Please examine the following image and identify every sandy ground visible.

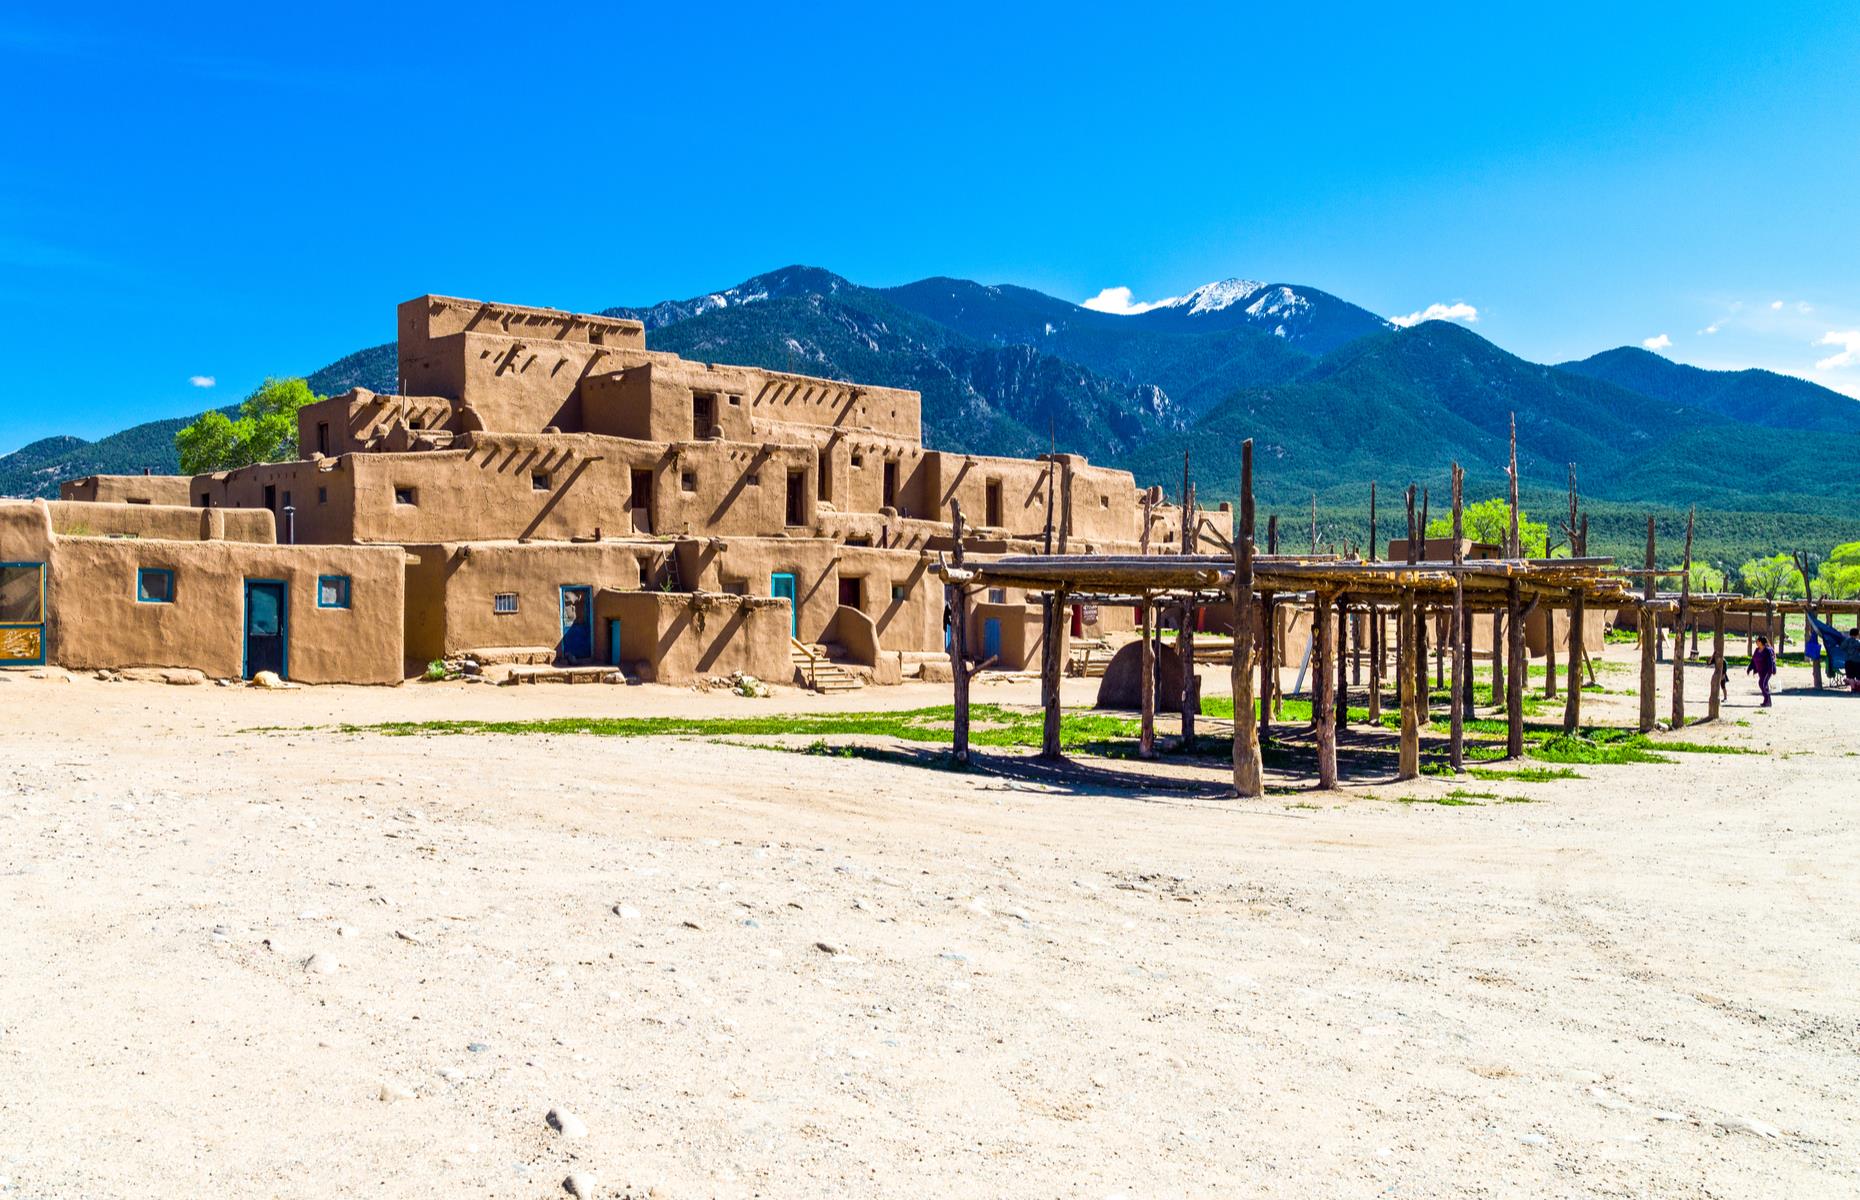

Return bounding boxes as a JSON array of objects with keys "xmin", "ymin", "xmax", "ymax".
[{"xmin": 1, "ymin": 652, "xmax": 1856, "ymax": 1199}]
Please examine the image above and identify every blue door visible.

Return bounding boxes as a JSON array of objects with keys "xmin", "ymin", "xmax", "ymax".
[
  {"xmin": 606, "ymin": 618, "xmax": 623, "ymax": 666},
  {"xmin": 771, "ymin": 572, "xmax": 798, "ymax": 637},
  {"xmin": 559, "ymin": 586, "xmax": 593, "ymax": 660},
  {"xmin": 0, "ymin": 562, "xmax": 47, "ymax": 666},
  {"xmin": 243, "ymin": 579, "xmax": 288, "ymax": 679},
  {"xmin": 983, "ymin": 617, "xmax": 1002, "ymax": 662}
]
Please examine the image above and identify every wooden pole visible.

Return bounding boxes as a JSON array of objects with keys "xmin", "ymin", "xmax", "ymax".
[
  {"xmin": 1795, "ymin": 551, "xmax": 1823, "ymax": 690},
  {"xmin": 1506, "ymin": 581, "xmax": 1526, "ymax": 758},
  {"xmin": 1709, "ymin": 607, "xmax": 1726, "ymax": 721},
  {"xmin": 1396, "ymin": 587, "xmax": 1420, "ymax": 780},
  {"xmin": 1259, "ymin": 591, "xmax": 1276, "ymax": 742},
  {"xmin": 1232, "ymin": 439, "xmax": 1262, "ymax": 797},
  {"xmin": 1139, "ymin": 594, "xmax": 1156, "ymax": 759},
  {"xmin": 1491, "ymin": 609, "xmax": 1505, "ymax": 705},
  {"xmin": 1309, "ymin": 493, "xmax": 1318, "ymax": 555},
  {"xmin": 1040, "ymin": 587, "xmax": 1064, "ymax": 759},
  {"xmin": 1335, "ymin": 598, "xmax": 1350, "ymax": 729},
  {"xmin": 1179, "ymin": 464, "xmax": 1197, "ymax": 744},
  {"xmin": 1314, "ymin": 589, "xmax": 1337, "ymax": 789},
  {"xmin": 949, "ymin": 501, "xmax": 972, "ymax": 764},
  {"xmin": 1639, "ymin": 516, "xmax": 1657, "ymax": 733},
  {"xmin": 1449, "ymin": 463, "xmax": 1466, "ymax": 771},
  {"xmin": 1367, "ymin": 482, "xmax": 1382, "ymax": 723},
  {"xmin": 1672, "ymin": 507, "xmax": 1693, "ymax": 729},
  {"xmin": 1563, "ymin": 590, "xmax": 1584, "ymax": 734},
  {"xmin": 1411, "ymin": 488, "xmax": 1429, "ymax": 723},
  {"xmin": 1507, "ymin": 411, "xmax": 1521, "ymax": 557}
]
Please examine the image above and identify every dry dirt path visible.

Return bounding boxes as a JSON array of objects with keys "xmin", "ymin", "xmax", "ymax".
[{"xmin": 1, "ymin": 657, "xmax": 1855, "ymax": 1198}]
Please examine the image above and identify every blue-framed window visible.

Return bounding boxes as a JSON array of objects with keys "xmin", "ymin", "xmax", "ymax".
[
  {"xmin": 136, "ymin": 567, "xmax": 175, "ymax": 604},
  {"xmin": 316, "ymin": 574, "xmax": 351, "ymax": 609}
]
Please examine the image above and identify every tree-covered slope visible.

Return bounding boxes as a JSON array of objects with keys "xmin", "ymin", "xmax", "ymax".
[{"xmin": 1556, "ymin": 346, "xmax": 1859, "ymax": 433}]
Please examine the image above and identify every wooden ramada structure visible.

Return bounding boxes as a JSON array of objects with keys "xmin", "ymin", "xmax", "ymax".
[{"xmin": 935, "ymin": 437, "xmax": 1859, "ymax": 795}]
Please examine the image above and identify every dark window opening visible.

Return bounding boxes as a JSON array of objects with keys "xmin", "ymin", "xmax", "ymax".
[
  {"xmin": 136, "ymin": 567, "xmax": 175, "ymax": 604},
  {"xmin": 693, "ymin": 392, "xmax": 715, "ymax": 438},
  {"xmin": 786, "ymin": 470, "xmax": 807, "ymax": 525},
  {"xmin": 988, "ymin": 588, "xmax": 1007, "ymax": 604},
  {"xmin": 532, "ymin": 471, "xmax": 551, "ymax": 491},
  {"xmin": 882, "ymin": 460, "xmax": 898, "ymax": 508},
  {"xmin": 851, "ymin": 453, "xmax": 864, "ymax": 468},
  {"xmin": 846, "ymin": 535, "xmax": 871, "ymax": 547},
  {"xmin": 680, "ymin": 471, "xmax": 697, "ymax": 492},
  {"xmin": 395, "ymin": 486, "xmax": 417, "ymax": 506},
  {"xmin": 890, "ymin": 584, "xmax": 907, "ymax": 602},
  {"xmin": 316, "ymin": 422, "xmax": 330, "ymax": 455},
  {"xmin": 985, "ymin": 479, "xmax": 1002, "ymax": 527},
  {"xmin": 263, "ymin": 485, "xmax": 277, "ymax": 511},
  {"xmin": 317, "ymin": 487, "xmax": 328, "ymax": 504},
  {"xmin": 127, "ymin": 498, "xmax": 150, "ymax": 505},
  {"xmin": 317, "ymin": 575, "xmax": 351, "ymax": 609},
  {"xmin": 198, "ymin": 493, "xmax": 210, "ymax": 507},
  {"xmin": 838, "ymin": 576, "xmax": 863, "ymax": 609},
  {"xmin": 630, "ymin": 469, "xmax": 652, "ymax": 507}
]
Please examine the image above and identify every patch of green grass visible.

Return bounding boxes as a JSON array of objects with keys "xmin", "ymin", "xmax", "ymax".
[
  {"xmin": 1528, "ymin": 732, "xmax": 1671, "ymax": 765},
  {"xmin": 1467, "ymin": 765, "xmax": 1583, "ymax": 782}
]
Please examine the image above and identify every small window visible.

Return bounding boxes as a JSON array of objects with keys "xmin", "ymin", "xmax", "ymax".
[
  {"xmin": 728, "ymin": 394, "xmax": 741, "ymax": 406},
  {"xmin": 198, "ymin": 493, "xmax": 210, "ymax": 507},
  {"xmin": 988, "ymin": 588, "xmax": 1007, "ymax": 604},
  {"xmin": 745, "ymin": 472, "xmax": 760, "ymax": 486},
  {"xmin": 891, "ymin": 584, "xmax": 907, "ymax": 602},
  {"xmin": 493, "ymin": 592, "xmax": 519, "ymax": 614},
  {"xmin": 395, "ymin": 486, "xmax": 417, "ymax": 506},
  {"xmin": 851, "ymin": 453, "xmax": 864, "ymax": 468},
  {"xmin": 722, "ymin": 578, "xmax": 748, "ymax": 595},
  {"xmin": 317, "ymin": 487, "xmax": 328, "ymax": 504},
  {"xmin": 127, "ymin": 498, "xmax": 151, "ymax": 505},
  {"xmin": 136, "ymin": 568, "xmax": 175, "ymax": 604},
  {"xmin": 316, "ymin": 422, "xmax": 330, "ymax": 455},
  {"xmin": 532, "ymin": 471, "xmax": 551, "ymax": 491},
  {"xmin": 1100, "ymin": 495, "xmax": 1110, "ymax": 508},
  {"xmin": 681, "ymin": 471, "xmax": 697, "ymax": 492},
  {"xmin": 317, "ymin": 575, "xmax": 351, "ymax": 609}
]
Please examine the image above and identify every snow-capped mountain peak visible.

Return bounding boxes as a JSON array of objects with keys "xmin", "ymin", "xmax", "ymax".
[{"xmin": 1162, "ymin": 279, "xmax": 1269, "ymax": 315}]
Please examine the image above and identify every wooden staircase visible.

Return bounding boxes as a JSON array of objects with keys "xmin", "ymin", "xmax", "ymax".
[
  {"xmin": 1070, "ymin": 638, "xmax": 1114, "ymax": 678},
  {"xmin": 791, "ymin": 638, "xmax": 863, "ymax": 693}
]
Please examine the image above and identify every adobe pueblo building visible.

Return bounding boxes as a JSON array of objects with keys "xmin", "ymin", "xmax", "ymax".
[{"xmin": 8, "ymin": 295, "xmax": 1221, "ymax": 685}]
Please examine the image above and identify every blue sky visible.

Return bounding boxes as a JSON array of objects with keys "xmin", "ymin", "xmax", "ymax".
[{"xmin": 3, "ymin": 1, "xmax": 1856, "ymax": 452}]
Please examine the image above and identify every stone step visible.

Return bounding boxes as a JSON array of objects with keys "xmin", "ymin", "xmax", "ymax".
[
  {"xmin": 500, "ymin": 665, "xmax": 625, "ymax": 686},
  {"xmin": 463, "ymin": 645, "xmax": 559, "ymax": 666}
]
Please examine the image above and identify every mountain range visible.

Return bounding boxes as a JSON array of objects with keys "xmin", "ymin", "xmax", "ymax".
[{"xmin": 5, "ymin": 266, "xmax": 1856, "ymax": 563}]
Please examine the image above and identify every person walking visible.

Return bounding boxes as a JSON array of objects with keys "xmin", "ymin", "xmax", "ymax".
[{"xmin": 1747, "ymin": 634, "xmax": 1777, "ymax": 707}]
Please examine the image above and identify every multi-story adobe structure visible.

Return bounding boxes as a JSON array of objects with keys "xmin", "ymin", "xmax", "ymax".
[{"xmin": 12, "ymin": 295, "xmax": 1228, "ymax": 685}]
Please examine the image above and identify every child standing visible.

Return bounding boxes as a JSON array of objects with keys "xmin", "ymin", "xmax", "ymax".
[{"xmin": 1747, "ymin": 634, "xmax": 1777, "ymax": 707}]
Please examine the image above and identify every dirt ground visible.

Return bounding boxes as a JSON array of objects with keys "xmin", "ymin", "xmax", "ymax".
[{"xmin": 1, "ymin": 650, "xmax": 1856, "ymax": 1198}]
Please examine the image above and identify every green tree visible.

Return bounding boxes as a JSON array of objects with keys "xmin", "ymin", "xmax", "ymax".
[
  {"xmin": 1738, "ymin": 553, "xmax": 1802, "ymax": 600},
  {"xmin": 175, "ymin": 377, "xmax": 321, "ymax": 474},
  {"xmin": 1424, "ymin": 498, "xmax": 1548, "ymax": 557},
  {"xmin": 1814, "ymin": 541, "xmax": 1860, "ymax": 600},
  {"xmin": 1673, "ymin": 561, "xmax": 1726, "ymax": 593}
]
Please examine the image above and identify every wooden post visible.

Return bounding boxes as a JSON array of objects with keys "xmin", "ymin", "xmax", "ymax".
[
  {"xmin": 1314, "ymin": 589, "xmax": 1338, "ymax": 789},
  {"xmin": 1335, "ymin": 599, "xmax": 1350, "ymax": 729},
  {"xmin": 1506, "ymin": 581, "xmax": 1526, "ymax": 758},
  {"xmin": 948, "ymin": 501, "xmax": 972, "ymax": 763},
  {"xmin": 1410, "ymin": 488, "xmax": 1429, "ymax": 723},
  {"xmin": 1040, "ymin": 588, "xmax": 1064, "ymax": 759},
  {"xmin": 1179, "ymin": 464, "xmax": 1198, "ymax": 744},
  {"xmin": 1449, "ymin": 463, "xmax": 1466, "ymax": 771},
  {"xmin": 1232, "ymin": 440, "xmax": 1262, "ymax": 797},
  {"xmin": 1492, "ymin": 610, "xmax": 1505, "ymax": 705},
  {"xmin": 1709, "ymin": 607, "xmax": 1726, "ymax": 721},
  {"xmin": 1309, "ymin": 493, "xmax": 1318, "ymax": 554},
  {"xmin": 1258, "ymin": 593, "xmax": 1275, "ymax": 740},
  {"xmin": 1563, "ymin": 590, "xmax": 1584, "ymax": 734},
  {"xmin": 1639, "ymin": 516, "xmax": 1657, "ymax": 733},
  {"xmin": 1139, "ymin": 594, "xmax": 1156, "ymax": 759},
  {"xmin": 1672, "ymin": 507, "xmax": 1693, "ymax": 729},
  {"xmin": 1396, "ymin": 587, "xmax": 1420, "ymax": 780}
]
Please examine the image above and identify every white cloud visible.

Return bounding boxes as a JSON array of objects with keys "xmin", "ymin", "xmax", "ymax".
[
  {"xmin": 1389, "ymin": 301, "xmax": 1478, "ymax": 328},
  {"xmin": 1698, "ymin": 321, "xmax": 1722, "ymax": 335},
  {"xmin": 1080, "ymin": 286, "xmax": 1177, "ymax": 315},
  {"xmin": 1797, "ymin": 301, "xmax": 1814, "ymax": 314},
  {"xmin": 1770, "ymin": 299, "xmax": 1784, "ymax": 310},
  {"xmin": 1815, "ymin": 330, "xmax": 1860, "ymax": 371},
  {"xmin": 1642, "ymin": 333, "xmax": 1672, "ymax": 351},
  {"xmin": 188, "ymin": 374, "xmax": 216, "ymax": 388}
]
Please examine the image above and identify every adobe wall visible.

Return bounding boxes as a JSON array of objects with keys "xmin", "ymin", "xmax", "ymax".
[
  {"xmin": 194, "ymin": 459, "xmax": 354, "ymax": 545},
  {"xmin": 60, "ymin": 475, "xmax": 193, "ymax": 506},
  {"xmin": 595, "ymin": 590, "xmax": 792, "ymax": 683},
  {"xmin": 400, "ymin": 295, "xmax": 647, "ymax": 355},
  {"xmin": 0, "ymin": 501, "xmax": 55, "ymax": 566},
  {"xmin": 966, "ymin": 600, "xmax": 1064, "ymax": 672},
  {"xmin": 297, "ymin": 391, "xmax": 455, "ymax": 458},
  {"xmin": 407, "ymin": 540, "xmax": 672, "ymax": 659},
  {"xmin": 583, "ymin": 361, "xmax": 922, "ymax": 445},
  {"xmin": 46, "ymin": 500, "xmax": 275, "ymax": 544},
  {"xmin": 46, "ymin": 537, "xmax": 404, "ymax": 683}
]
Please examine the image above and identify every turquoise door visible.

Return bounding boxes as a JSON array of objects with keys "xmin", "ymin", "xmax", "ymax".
[
  {"xmin": 606, "ymin": 618, "xmax": 623, "ymax": 666},
  {"xmin": 559, "ymin": 586, "xmax": 593, "ymax": 660},
  {"xmin": 771, "ymin": 572, "xmax": 798, "ymax": 637},
  {"xmin": 243, "ymin": 579, "xmax": 288, "ymax": 679},
  {"xmin": 983, "ymin": 617, "xmax": 1002, "ymax": 662}
]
